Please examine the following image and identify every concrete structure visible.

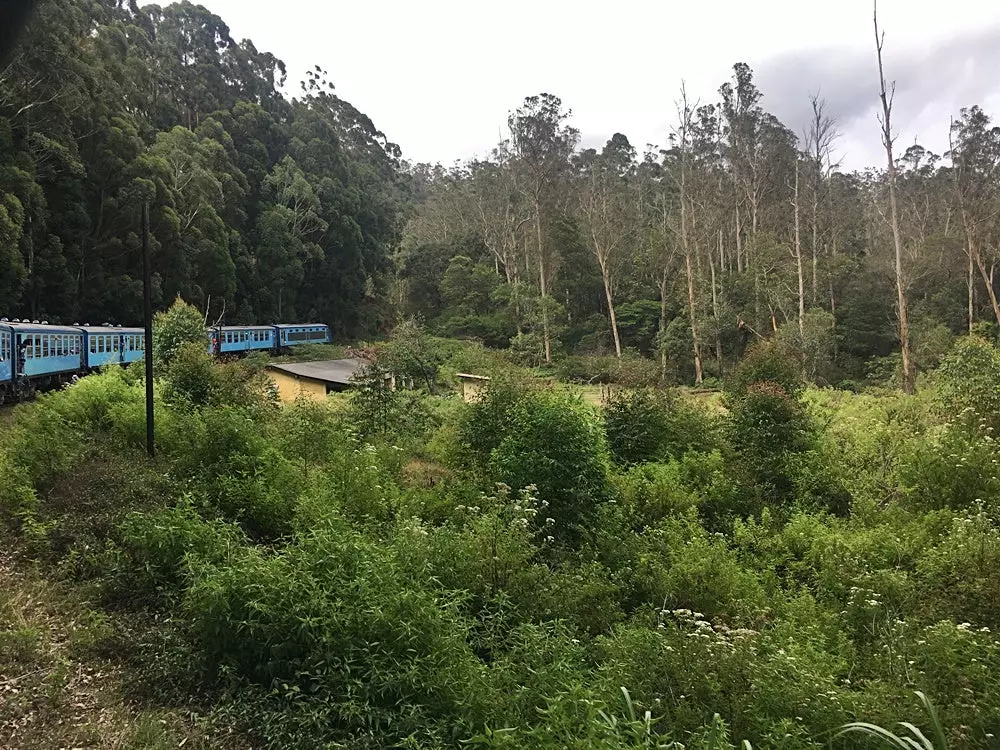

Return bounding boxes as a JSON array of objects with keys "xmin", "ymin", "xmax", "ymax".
[
  {"xmin": 266, "ymin": 358, "xmax": 379, "ymax": 403},
  {"xmin": 455, "ymin": 372, "xmax": 491, "ymax": 403}
]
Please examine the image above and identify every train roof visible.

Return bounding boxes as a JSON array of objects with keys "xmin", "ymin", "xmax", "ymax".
[
  {"xmin": 214, "ymin": 324, "xmax": 276, "ymax": 331},
  {"xmin": 273, "ymin": 323, "xmax": 329, "ymax": 329},
  {"xmin": 0, "ymin": 321, "xmax": 84, "ymax": 334},
  {"xmin": 77, "ymin": 326, "xmax": 144, "ymax": 334}
]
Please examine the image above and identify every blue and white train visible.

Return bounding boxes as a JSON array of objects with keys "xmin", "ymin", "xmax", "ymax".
[{"xmin": 0, "ymin": 319, "xmax": 331, "ymax": 404}]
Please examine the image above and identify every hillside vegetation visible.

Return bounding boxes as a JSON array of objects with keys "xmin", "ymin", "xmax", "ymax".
[{"xmin": 3, "ymin": 328, "xmax": 1000, "ymax": 748}]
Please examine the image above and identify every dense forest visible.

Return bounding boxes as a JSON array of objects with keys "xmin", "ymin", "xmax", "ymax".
[
  {"xmin": 0, "ymin": 0, "xmax": 403, "ymax": 336},
  {"xmin": 5, "ymin": 1, "xmax": 1000, "ymax": 386}
]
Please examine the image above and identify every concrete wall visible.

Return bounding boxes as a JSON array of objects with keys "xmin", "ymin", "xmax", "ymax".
[{"xmin": 269, "ymin": 369, "xmax": 328, "ymax": 403}]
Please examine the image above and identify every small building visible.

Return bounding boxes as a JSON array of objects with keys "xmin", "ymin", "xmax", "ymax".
[
  {"xmin": 266, "ymin": 358, "xmax": 385, "ymax": 403},
  {"xmin": 455, "ymin": 372, "xmax": 491, "ymax": 403}
]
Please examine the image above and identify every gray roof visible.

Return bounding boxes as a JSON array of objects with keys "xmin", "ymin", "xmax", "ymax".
[{"xmin": 267, "ymin": 358, "xmax": 371, "ymax": 386}]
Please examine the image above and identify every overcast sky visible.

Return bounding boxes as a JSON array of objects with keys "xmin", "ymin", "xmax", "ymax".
[{"xmin": 200, "ymin": 0, "xmax": 1000, "ymax": 171}]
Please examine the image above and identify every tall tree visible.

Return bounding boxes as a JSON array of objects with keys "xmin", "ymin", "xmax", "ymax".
[
  {"xmin": 874, "ymin": 3, "xmax": 915, "ymax": 393},
  {"xmin": 508, "ymin": 94, "xmax": 578, "ymax": 363},
  {"xmin": 577, "ymin": 133, "xmax": 638, "ymax": 358},
  {"xmin": 672, "ymin": 85, "xmax": 704, "ymax": 384},
  {"xmin": 949, "ymin": 106, "xmax": 1000, "ymax": 328}
]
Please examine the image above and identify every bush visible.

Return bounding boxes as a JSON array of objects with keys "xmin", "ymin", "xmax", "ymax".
[
  {"xmin": 104, "ymin": 498, "xmax": 248, "ymax": 604},
  {"xmin": 183, "ymin": 519, "xmax": 490, "ymax": 748},
  {"xmin": 153, "ymin": 296, "xmax": 206, "ymax": 367},
  {"xmin": 725, "ymin": 339, "xmax": 803, "ymax": 404},
  {"xmin": 487, "ymin": 392, "xmax": 612, "ymax": 544},
  {"xmin": 604, "ymin": 389, "xmax": 721, "ymax": 466},
  {"xmin": 727, "ymin": 382, "xmax": 815, "ymax": 507},
  {"xmin": 935, "ymin": 335, "xmax": 1000, "ymax": 434}
]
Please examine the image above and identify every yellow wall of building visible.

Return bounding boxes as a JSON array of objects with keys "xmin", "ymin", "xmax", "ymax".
[
  {"xmin": 460, "ymin": 379, "xmax": 488, "ymax": 403},
  {"xmin": 268, "ymin": 369, "xmax": 329, "ymax": 403}
]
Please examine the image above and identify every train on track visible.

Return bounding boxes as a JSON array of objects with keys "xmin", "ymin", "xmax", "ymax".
[{"xmin": 0, "ymin": 319, "xmax": 331, "ymax": 404}]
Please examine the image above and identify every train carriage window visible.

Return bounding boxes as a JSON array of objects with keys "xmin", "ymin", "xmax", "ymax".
[
  {"xmin": 56, "ymin": 336, "xmax": 62, "ymax": 357},
  {"xmin": 89, "ymin": 337, "xmax": 96, "ymax": 354},
  {"xmin": 41, "ymin": 336, "xmax": 49, "ymax": 358}
]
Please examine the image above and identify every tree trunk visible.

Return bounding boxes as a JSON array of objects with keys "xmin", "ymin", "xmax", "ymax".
[
  {"xmin": 811, "ymin": 170, "xmax": 820, "ymax": 306},
  {"xmin": 875, "ymin": 5, "xmax": 915, "ymax": 394},
  {"xmin": 971, "ymin": 241, "xmax": 1000, "ymax": 327},
  {"xmin": 659, "ymin": 266, "xmax": 669, "ymax": 382},
  {"xmin": 598, "ymin": 256, "xmax": 622, "ymax": 358},
  {"xmin": 711, "ymin": 230, "xmax": 723, "ymax": 367},
  {"xmin": 535, "ymin": 208, "xmax": 552, "ymax": 363},
  {"xmin": 794, "ymin": 161, "xmax": 805, "ymax": 336},
  {"xmin": 735, "ymin": 203, "xmax": 744, "ymax": 273},
  {"xmin": 968, "ymin": 249, "xmax": 975, "ymax": 332}
]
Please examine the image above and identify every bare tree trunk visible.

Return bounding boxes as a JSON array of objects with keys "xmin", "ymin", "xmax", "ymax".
[
  {"xmin": 712, "ymin": 229, "xmax": 723, "ymax": 366},
  {"xmin": 680, "ymin": 171, "xmax": 702, "ymax": 382},
  {"xmin": 811, "ymin": 175, "xmax": 819, "ymax": 306},
  {"xmin": 535, "ymin": 207, "xmax": 552, "ymax": 363},
  {"xmin": 659, "ymin": 265, "xmax": 669, "ymax": 382},
  {"xmin": 598, "ymin": 257, "xmax": 622, "ymax": 358},
  {"xmin": 971, "ymin": 241, "xmax": 1000, "ymax": 327},
  {"xmin": 735, "ymin": 204, "xmax": 744, "ymax": 273},
  {"xmin": 969, "ymin": 249, "xmax": 975, "ymax": 332},
  {"xmin": 794, "ymin": 160, "xmax": 805, "ymax": 336},
  {"xmin": 681, "ymin": 195, "xmax": 703, "ymax": 383},
  {"xmin": 875, "ymin": 3, "xmax": 915, "ymax": 394}
]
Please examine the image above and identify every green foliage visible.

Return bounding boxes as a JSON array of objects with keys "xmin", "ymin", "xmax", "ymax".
[
  {"xmin": 725, "ymin": 340, "xmax": 804, "ymax": 404},
  {"xmin": 836, "ymin": 691, "xmax": 948, "ymax": 750},
  {"xmin": 727, "ymin": 382, "xmax": 815, "ymax": 505},
  {"xmin": 486, "ymin": 391, "xmax": 612, "ymax": 543},
  {"xmin": 935, "ymin": 335, "xmax": 1000, "ymax": 434},
  {"xmin": 183, "ymin": 518, "xmax": 490, "ymax": 748},
  {"xmin": 152, "ymin": 296, "xmax": 206, "ymax": 367},
  {"xmin": 6, "ymin": 338, "xmax": 1000, "ymax": 748},
  {"xmin": 348, "ymin": 361, "xmax": 398, "ymax": 432},
  {"xmin": 379, "ymin": 317, "xmax": 443, "ymax": 392},
  {"xmin": 604, "ymin": 388, "xmax": 720, "ymax": 465}
]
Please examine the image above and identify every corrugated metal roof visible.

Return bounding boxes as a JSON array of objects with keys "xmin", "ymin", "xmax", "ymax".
[{"xmin": 267, "ymin": 358, "xmax": 370, "ymax": 386}]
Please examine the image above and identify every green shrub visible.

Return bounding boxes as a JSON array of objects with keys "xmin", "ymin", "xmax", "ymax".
[
  {"xmin": 727, "ymin": 382, "xmax": 815, "ymax": 506},
  {"xmin": 104, "ymin": 498, "xmax": 248, "ymax": 604},
  {"xmin": 725, "ymin": 340, "xmax": 803, "ymax": 404},
  {"xmin": 935, "ymin": 335, "xmax": 1000, "ymax": 434},
  {"xmin": 487, "ymin": 392, "xmax": 612, "ymax": 544},
  {"xmin": 604, "ymin": 389, "xmax": 720, "ymax": 466},
  {"xmin": 183, "ymin": 519, "xmax": 490, "ymax": 748},
  {"xmin": 153, "ymin": 296, "xmax": 207, "ymax": 367}
]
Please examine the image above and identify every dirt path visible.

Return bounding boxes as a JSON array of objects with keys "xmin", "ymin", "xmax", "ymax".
[{"xmin": 0, "ymin": 550, "xmax": 225, "ymax": 749}]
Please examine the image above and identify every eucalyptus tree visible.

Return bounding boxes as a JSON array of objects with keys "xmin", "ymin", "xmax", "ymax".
[
  {"xmin": 949, "ymin": 106, "xmax": 1000, "ymax": 327},
  {"xmin": 508, "ymin": 93, "xmax": 579, "ymax": 362},
  {"xmin": 577, "ymin": 133, "xmax": 639, "ymax": 358},
  {"xmin": 874, "ymin": 4, "xmax": 915, "ymax": 393}
]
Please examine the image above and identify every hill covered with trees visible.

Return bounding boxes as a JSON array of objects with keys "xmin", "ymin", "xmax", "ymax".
[{"xmin": 1, "ymin": 0, "xmax": 404, "ymax": 336}]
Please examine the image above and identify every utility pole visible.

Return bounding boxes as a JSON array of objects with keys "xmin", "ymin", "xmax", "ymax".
[{"xmin": 142, "ymin": 202, "xmax": 154, "ymax": 457}]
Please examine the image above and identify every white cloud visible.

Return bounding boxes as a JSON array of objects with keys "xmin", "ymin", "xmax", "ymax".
[{"xmin": 201, "ymin": 0, "xmax": 1000, "ymax": 170}]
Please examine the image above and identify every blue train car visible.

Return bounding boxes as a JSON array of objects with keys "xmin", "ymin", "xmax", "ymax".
[
  {"xmin": 78, "ymin": 326, "xmax": 147, "ymax": 369},
  {"xmin": 79, "ymin": 326, "xmax": 123, "ymax": 369},
  {"xmin": 0, "ymin": 323, "xmax": 12, "ymax": 400},
  {"xmin": 274, "ymin": 323, "xmax": 332, "ymax": 348},
  {"xmin": 119, "ymin": 328, "xmax": 146, "ymax": 365},
  {"xmin": 211, "ymin": 325, "xmax": 276, "ymax": 356},
  {"xmin": 0, "ymin": 322, "xmax": 84, "ymax": 399}
]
